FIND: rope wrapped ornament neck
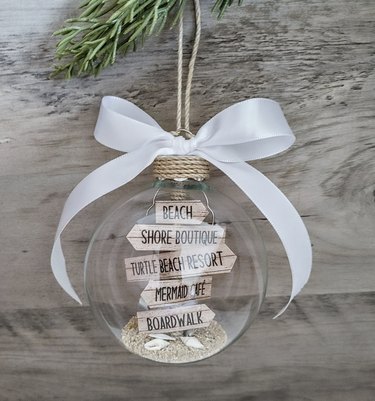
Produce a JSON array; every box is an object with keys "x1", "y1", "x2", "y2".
[
  {"x1": 153, "y1": 155, "x2": 210, "y2": 181},
  {"x1": 153, "y1": 0, "x2": 209, "y2": 182}
]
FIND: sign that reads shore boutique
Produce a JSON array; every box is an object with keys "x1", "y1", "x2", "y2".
[{"x1": 126, "y1": 223, "x2": 226, "y2": 251}]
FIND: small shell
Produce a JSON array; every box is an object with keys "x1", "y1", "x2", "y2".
[
  {"x1": 180, "y1": 336, "x2": 205, "y2": 349},
  {"x1": 149, "y1": 333, "x2": 176, "y2": 341},
  {"x1": 144, "y1": 338, "x2": 170, "y2": 351}
]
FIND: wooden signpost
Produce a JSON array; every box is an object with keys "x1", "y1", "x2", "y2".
[
  {"x1": 124, "y1": 243, "x2": 237, "y2": 281},
  {"x1": 125, "y1": 199, "x2": 238, "y2": 334},
  {"x1": 126, "y1": 224, "x2": 226, "y2": 251},
  {"x1": 140, "y1": 277, "x2": 213, "y2": 308},
  {"x1": 155, "y1": 200, "x2": 209, "y2": 224},
  {"x1": 137, "y1": 304, "x2": 215, "y2": 334}
]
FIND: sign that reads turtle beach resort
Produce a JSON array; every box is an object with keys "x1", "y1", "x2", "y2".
[
  {"x1": 124, "y1": 243, "x2": 236, "y2": 281},
  {"x1": 125, "y1": 200, "x2": 237, "y2": 333}
]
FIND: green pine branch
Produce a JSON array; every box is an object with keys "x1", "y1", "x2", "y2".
[
  {"x1": 51, "y1": 0, "x2": 243, "y2": 78},
  {"x1": 213, "y1": 0, "x2": 243, "y2": 18}
]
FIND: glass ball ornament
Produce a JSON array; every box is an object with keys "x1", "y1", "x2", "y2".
[{"x1": 84, "y1": 178, "x2": 267, "y2": 363}]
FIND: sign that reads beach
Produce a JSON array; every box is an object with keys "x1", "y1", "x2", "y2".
[
  {"x1": 126, "y1": 224, "x2": 225, "y2": 251},
  {"x1": 155, "y1": 200, "x2": 209, "y2": 224},
  {"x1": 124, "y1": 243, "x2": 236, "y2": 281},
  {"x1": 137, "y1": 304, "x2": 215, "y2": 334},
  {"x1": 141, "y1": 277, "x2": 212, "y2": 308}
]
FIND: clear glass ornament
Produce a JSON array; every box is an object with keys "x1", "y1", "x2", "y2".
[{"x1": 84, "y1": 179, "x2": 267, "y2": 363}]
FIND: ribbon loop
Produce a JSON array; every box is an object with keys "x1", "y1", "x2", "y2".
[
  {"x1": 51, "y1": 96, "x2": 312, "y2": 317},
  {"x1": 171, "y1": 136, "x2": 197, "y2": 155}
]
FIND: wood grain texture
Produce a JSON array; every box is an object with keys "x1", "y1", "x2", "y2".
[{"x1": 0, "y1": 0, "x2": 374, "y2": 399}]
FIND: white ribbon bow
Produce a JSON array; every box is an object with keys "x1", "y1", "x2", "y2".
[{"x1": 51, "y1": 96, "x2": 312, "y2": 317}]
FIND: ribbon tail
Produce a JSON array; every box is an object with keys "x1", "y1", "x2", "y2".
[
  {"x1": 51, "y1": 143, "x2": 162, "y2": 304},
  {"x1": 202, "y1": 156, "x2": 312, "y2": 318}
]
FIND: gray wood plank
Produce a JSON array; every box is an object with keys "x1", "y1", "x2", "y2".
[
  {"x1": 0, "y1": 0, "x2": 374, "y2": 399},
  {"x1": 1, "y1": 293, "x2": 374, "y2": 401}
]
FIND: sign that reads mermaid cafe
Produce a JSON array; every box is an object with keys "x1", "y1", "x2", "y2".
[
  {"x1": 141, "y1": 277, "x2": 212, "y2": 308},
  {"x1": 155, "y1": 200, "x2": 209, "y2": 225},
  {"x1": 137, "y1": 304, "x2": 215, "y2": 334},
  {"x1": 124, "y1": 243, "x2": 237, "y2": 281},
  {"x1": 126, "y1": 224, "x2": 225, "y2": 251}
]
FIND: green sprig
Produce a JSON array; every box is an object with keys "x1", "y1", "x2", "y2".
[
  {"x1": 52, "y1": 0, "x2": 243, "y2": 78},
  {"x1": 213, "y1": 0, "x2": 243, "y2": 18}
]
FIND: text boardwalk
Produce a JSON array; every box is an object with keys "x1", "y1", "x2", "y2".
[{"x1": 137, "y1": 304, "x2": 215, "y2": 334}]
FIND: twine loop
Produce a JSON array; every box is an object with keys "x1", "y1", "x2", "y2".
[{"x1": 153, "y1": 0, "x2": 209, "y2": 181}]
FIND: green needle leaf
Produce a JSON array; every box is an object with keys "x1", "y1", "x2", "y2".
[{"x1": 51, "y1": 0, "x2": 244, "y2": 78}]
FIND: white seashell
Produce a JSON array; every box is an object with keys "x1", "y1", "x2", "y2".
[
  {"x1": 149, "y1": 333, "x2": 176, "y2": 341},
  {"x1": 180, "y1": 336, "x2": 204, "y2": 349},
  {"x1": 144, "y1": 338, "x2": 170, "y2": 351}
]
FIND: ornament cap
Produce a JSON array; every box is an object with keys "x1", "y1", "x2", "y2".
[{"x1": 153, "y1": 155, "x2": 210, "y2": 182}]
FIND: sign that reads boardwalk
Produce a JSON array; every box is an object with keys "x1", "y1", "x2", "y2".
[
  {"x1": 155, "y1": 200, "x2": 209, "y2": 225},
  {"x1": 126, "y1": 224, "x2": 225, "y2": 251},
  {"x1": 141, "y1": 277, "x2": 212, "y2": 308},
  {"x1": 124, "y1": 243, "x2": 236, "y2": 281},
  {"x1": 137, "y1": 304, "x2": 215, "y2": 334}
]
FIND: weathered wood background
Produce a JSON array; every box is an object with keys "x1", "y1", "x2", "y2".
[{"x1": 1, "y1": 0, "x2": 374, "y2": 399}]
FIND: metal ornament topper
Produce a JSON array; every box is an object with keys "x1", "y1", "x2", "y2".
[{"x1": 51, "y1": 96, "x2": 312, "y2": 318}]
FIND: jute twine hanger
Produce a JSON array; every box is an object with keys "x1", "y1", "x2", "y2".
[{"x1": 153, "y1": 0, "x2": 210, "y2": 181}]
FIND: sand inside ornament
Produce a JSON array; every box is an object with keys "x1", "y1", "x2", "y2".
[{"x1": 121, "y1": 316, "x2": 227, "y2": 363}]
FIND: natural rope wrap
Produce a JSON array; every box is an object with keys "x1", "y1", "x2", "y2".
[
  {"x1": 170, "y1": 189, "x2": 187, "y2": 200},
  {"x1": 153, "y1": 155, "x2": 210, "y2": 181}
]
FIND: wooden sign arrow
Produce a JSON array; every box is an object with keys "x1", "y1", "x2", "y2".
[
  {"x1": 126, "y1": 224, "x2": 225, "y2": 251},
  {"x1": 141, "y1": 277, "x2": 212, "y2": 308},
  {"x1": 137, "y1": 304, "x2": 215, "y2": 334},
  {"x1": 124, "y1": 243, "x2": 237, "y2": 281},
  {"x1": 155, "y1": 200, "x2": 209, "y2": 224}
]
